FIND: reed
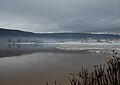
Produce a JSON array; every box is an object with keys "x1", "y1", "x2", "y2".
[
  {"x1": 68, "y1": 50, "x2": 120, "y2": 85},
  {"x1": 46, "y1": 50, "x2": 120, "y2": 85}
]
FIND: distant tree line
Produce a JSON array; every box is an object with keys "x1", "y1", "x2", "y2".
[{"x1": 7, "y1": 38, "x2": 21, "y2": 44}]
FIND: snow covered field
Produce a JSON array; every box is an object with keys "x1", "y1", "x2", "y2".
[{"x1": 56, "y1": 42, "x2": 120, "y2": 54}]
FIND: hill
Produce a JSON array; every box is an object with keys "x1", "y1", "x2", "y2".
[{"x1": 0, "y1": 28, "x2": 120, "y2": 40}]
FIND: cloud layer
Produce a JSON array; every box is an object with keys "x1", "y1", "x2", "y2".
[{"x1": 0, "y1": 0, "x2": 120, "y2": 33}]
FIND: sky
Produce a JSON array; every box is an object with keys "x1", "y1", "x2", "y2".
[{"x1": 0, "y1": 0, "x2": 120, "y2": 33}]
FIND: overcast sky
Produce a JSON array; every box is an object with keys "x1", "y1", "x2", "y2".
[{"x1": 0, "y1": 0, "x2": 120, "y2": 33}]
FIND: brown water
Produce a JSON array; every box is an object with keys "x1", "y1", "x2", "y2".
[{"x1": 0, "y1": 44, "x2": 109, "y2": 85}]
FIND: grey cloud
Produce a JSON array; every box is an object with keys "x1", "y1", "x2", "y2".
[
  {"x1": 56, "y1": 17, "x2": 120, "y2": 32},
  {"x1": 0, "y1": 0, "x2": 120, "y2": 33}
]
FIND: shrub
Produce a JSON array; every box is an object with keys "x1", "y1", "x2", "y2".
[{"x1": 68, "y1": 50, "x2": 120, "y2": 85}]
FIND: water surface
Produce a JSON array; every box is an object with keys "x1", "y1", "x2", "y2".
[{"x1": 0, "y1": 44, "x2": 109, "y2": 85}]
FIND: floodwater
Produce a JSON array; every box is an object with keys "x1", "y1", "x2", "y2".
[{"x1": 0, "y1": 44, "x2": 109, "y2": 85}]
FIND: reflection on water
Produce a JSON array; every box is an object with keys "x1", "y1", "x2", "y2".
[
  {"x1": 0, "y1": 44, "x2": 57, "y2": 57},
  {"x1": 0, "y1": 44, "x2": 109, "y2": 85}
]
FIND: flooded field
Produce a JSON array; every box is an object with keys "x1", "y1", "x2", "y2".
[{"x1": 0, "y1": 44, "x2": 109, "y2": 85}]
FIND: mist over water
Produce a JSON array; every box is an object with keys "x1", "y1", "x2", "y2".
[
  {"x1": 0, "y1": 0, "x2": 120, "y2": 84},
  {"x1": 0, "y1": 44, "x2": 108, "y2": 85}
]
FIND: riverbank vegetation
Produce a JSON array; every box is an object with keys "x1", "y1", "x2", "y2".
[{"x1": 46, "y1": 50, "x2": 120, "y2": 85}]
